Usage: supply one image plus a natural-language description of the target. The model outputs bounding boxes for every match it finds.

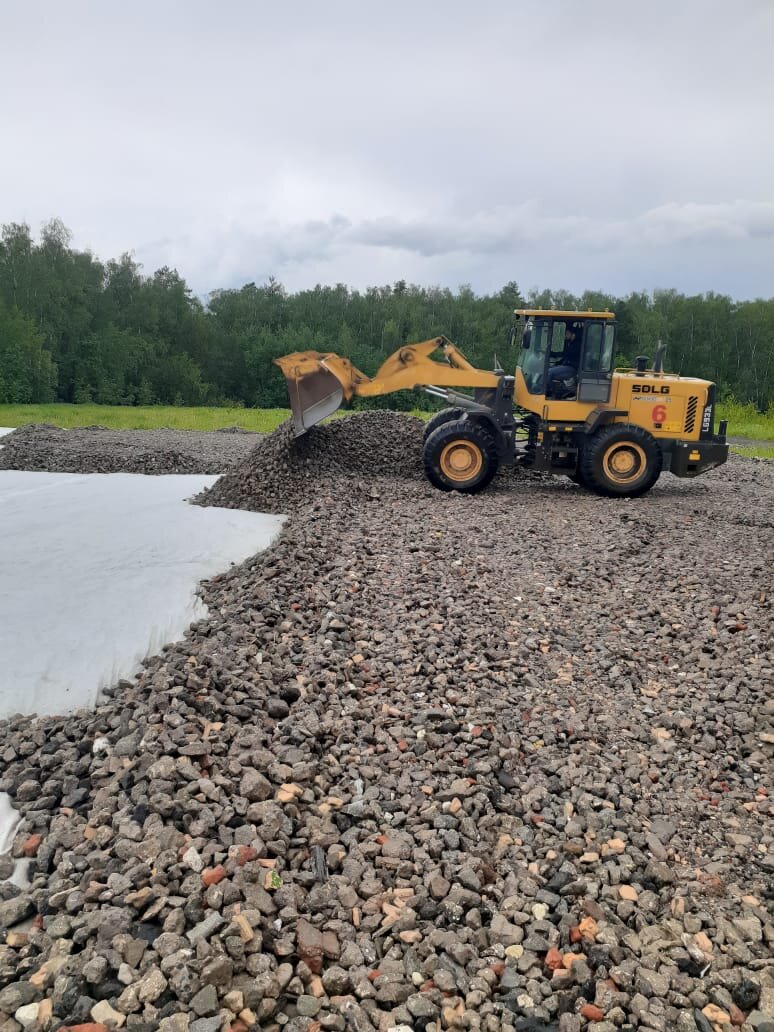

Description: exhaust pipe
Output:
[653,340,666,374]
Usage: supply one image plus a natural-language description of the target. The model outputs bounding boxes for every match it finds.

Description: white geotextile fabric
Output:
[0,470,285,718]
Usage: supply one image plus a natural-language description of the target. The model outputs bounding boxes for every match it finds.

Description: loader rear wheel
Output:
[422,407,463,442]
[423,419,499,493]
[580,423,662,497]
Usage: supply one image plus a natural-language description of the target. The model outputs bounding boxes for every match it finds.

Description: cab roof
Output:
[513,309,615,320]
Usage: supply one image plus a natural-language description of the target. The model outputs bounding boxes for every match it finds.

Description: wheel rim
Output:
[602,441,647,484]
[439,439,484,483]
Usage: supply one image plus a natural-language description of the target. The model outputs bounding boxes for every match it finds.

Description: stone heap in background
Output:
[0,425,259,476]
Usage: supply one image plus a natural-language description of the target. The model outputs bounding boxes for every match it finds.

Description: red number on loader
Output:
[652,404,667,423]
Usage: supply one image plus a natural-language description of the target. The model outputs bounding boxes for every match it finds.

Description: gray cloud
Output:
[349,202,774,256]
[138,201,774,297]
[1,0,772,298]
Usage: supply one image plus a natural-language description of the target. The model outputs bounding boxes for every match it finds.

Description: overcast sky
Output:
[2,0,773,299]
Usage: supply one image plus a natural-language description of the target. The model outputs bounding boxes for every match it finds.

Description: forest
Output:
[1,219,772,411]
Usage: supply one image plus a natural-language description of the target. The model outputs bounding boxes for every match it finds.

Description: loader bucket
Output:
[274,351,364,436]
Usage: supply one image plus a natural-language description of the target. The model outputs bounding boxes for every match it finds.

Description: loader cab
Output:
[516,310,617,404]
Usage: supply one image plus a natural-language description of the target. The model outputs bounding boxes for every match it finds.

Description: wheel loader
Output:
[274,310,729,497]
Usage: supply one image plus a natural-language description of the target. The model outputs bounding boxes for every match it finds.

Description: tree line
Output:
[1,219,772,410]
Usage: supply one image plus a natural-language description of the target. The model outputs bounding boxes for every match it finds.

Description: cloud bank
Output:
[1,0,771,298]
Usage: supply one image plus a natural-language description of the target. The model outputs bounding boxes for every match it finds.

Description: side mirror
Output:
[522,321,534,349]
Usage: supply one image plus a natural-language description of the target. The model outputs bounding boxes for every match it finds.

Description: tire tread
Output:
[580,423,662,498]
[423,419,499,494]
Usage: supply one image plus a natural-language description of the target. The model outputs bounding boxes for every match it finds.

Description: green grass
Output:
[730,444,774,459]
[717,401,774,441]
[0,403,437,432]
[0,404,292,432]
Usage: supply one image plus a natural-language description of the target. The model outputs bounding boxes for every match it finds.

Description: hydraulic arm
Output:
[275,337,500,436]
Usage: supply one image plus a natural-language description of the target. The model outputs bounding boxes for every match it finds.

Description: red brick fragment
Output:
[581,1004,605,1021]
[544,947,563,972]
[201,865,227,887]
[234,845,258,867]
[23,834,42,857]
[296,918,324,974]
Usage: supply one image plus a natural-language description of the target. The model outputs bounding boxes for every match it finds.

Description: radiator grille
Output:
[685,396,699,434]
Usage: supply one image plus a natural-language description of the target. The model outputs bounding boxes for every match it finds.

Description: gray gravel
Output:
[0,413,772,1032]
[0,424,260,475]
[197,411,427,513]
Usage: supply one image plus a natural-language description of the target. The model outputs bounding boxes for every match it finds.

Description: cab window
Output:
[518,320,551,394]
[582,323,614,372]
[603,325,615,368]
[551,321,567,355]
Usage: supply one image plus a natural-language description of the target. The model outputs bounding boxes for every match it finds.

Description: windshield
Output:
[518,320,551,394]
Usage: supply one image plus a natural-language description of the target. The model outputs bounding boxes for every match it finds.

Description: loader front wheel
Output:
[580,424,662,497]
[424,419,499,493]
[422,407,463,442]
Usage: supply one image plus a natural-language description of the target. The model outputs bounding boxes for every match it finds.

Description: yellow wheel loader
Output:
[275,310,729,498]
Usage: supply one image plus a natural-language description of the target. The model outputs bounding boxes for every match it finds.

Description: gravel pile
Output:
[0,425,260,475]
[0,437,773,1031]
[196,412,426,513]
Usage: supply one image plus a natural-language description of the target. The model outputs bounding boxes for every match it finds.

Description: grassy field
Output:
[730,443,774,459]
[0,404,293,432]
[0,403,437,432]
[1,401,772,457]
[715,399,774,441]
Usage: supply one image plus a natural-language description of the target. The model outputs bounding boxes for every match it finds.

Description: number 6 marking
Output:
[652,404,667,423]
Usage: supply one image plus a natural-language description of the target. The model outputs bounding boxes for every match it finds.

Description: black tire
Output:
[423,419,499,494]
[580,423,662,498]
[569,469,589,487]
[422,407,463,442]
